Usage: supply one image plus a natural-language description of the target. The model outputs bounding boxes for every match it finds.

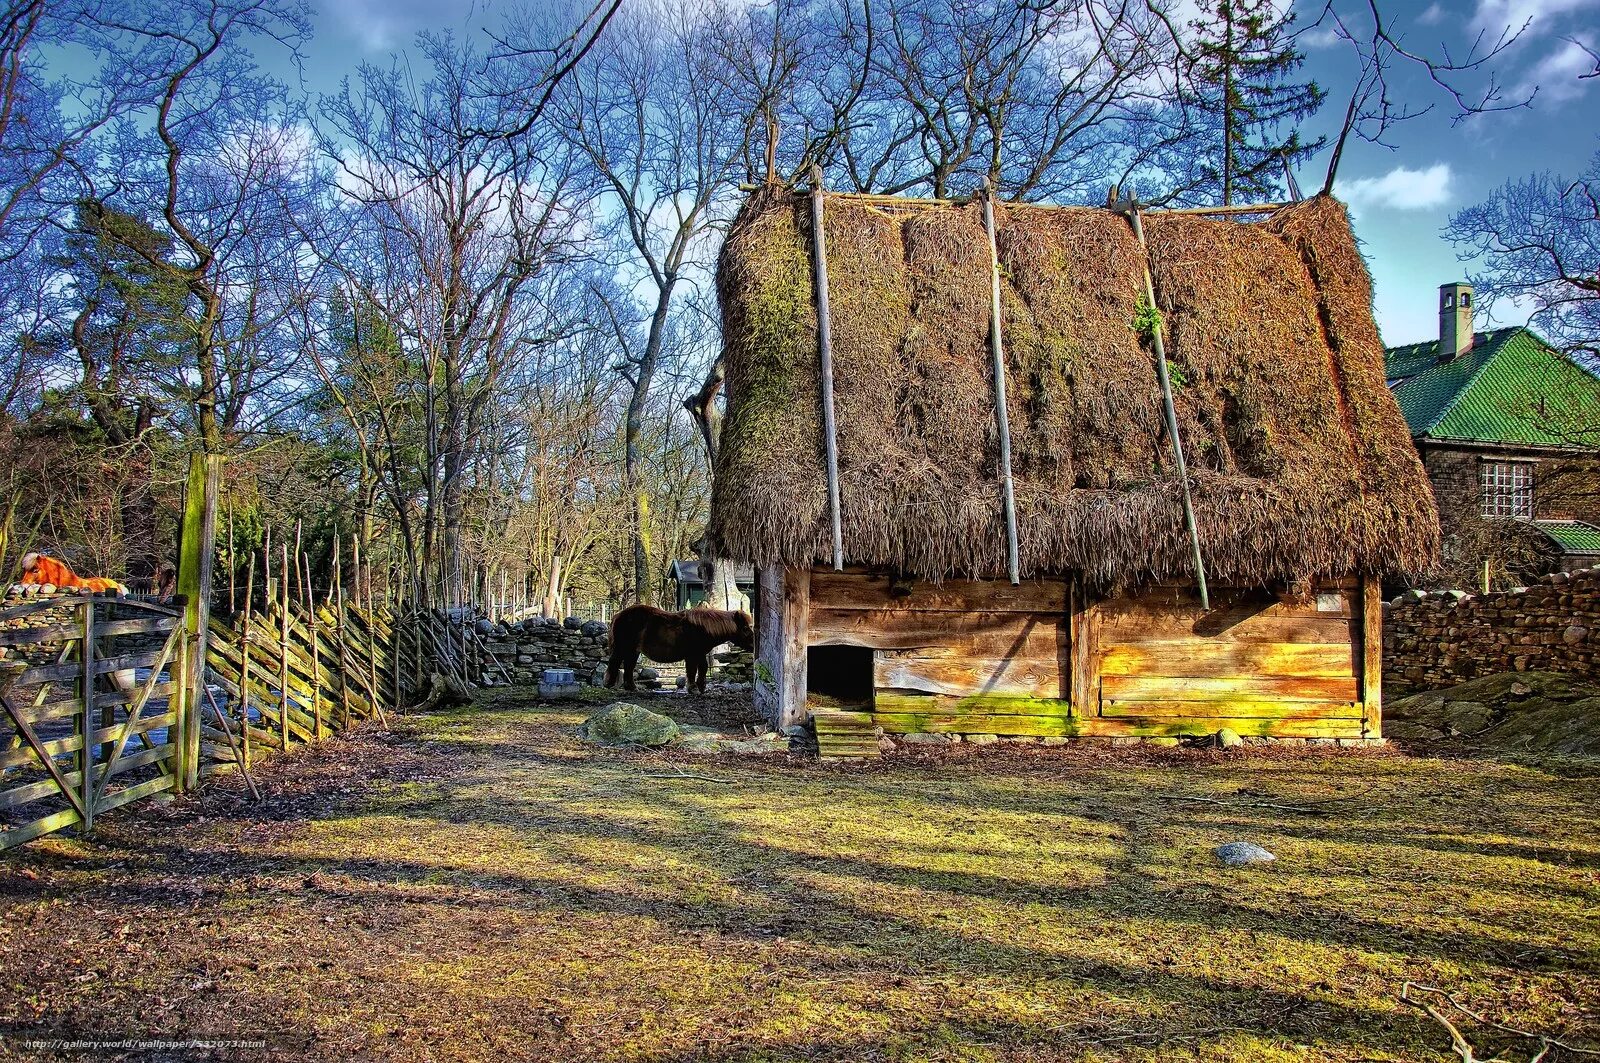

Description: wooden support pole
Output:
[755,566,810,730]
[979,177,1022,585]
[809,167,845,571]
[1115,194,1209,610]
[1362,576,1382,739]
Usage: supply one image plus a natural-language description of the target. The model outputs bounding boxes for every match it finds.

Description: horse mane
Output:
[687,606,744,639]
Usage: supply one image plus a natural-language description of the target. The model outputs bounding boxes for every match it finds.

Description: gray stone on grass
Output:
[1215,841,1275,867]
[578,703,680,747]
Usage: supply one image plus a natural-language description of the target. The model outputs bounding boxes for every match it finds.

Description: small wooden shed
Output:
[707,188,1440,747]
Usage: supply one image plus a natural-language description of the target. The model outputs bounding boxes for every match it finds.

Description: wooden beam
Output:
[755,566,809,730]
[175,450,221,791]
[1070,579,1099,718]
[1362,575,1383,739]
[1117,198,1209,609]
[979,178,1020,585]
[810,168,844,571]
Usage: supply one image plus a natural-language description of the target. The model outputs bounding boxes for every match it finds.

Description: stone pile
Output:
[711,648,754,683]
[1384,567,1600,693]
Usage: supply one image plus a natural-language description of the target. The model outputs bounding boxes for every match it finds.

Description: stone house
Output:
[1385,283,1600,586]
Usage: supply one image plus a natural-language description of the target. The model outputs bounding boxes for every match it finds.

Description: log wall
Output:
[795,569,1380,744]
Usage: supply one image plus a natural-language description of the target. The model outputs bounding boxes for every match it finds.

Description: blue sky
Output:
[284,0,1595,347]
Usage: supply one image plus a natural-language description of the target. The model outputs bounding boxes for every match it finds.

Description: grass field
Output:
[2,690,1597,1061]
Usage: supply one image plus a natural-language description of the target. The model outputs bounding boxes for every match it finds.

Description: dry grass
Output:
[2,692,1596,1061]
[708,193,1439,588]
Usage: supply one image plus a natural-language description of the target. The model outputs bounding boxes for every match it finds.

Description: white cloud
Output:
[1473,0,1600,33]
[1515,37,1599,103]
[1417,3,1446,25]
[329,0,456,52]
[1338,163,1456,211]
[1298,24,1342,49]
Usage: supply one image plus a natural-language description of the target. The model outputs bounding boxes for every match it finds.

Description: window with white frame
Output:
[1480,460,1533,518]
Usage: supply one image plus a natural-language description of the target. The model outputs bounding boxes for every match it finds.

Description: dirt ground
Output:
[1,689,1597,1062]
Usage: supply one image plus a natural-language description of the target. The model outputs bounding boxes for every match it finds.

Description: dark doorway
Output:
[807,644,874,705]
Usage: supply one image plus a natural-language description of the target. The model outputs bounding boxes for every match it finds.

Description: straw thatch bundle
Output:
[708,189,1438,587]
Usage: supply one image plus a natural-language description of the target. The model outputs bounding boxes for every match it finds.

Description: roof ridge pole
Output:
[979,177,1022,585]
[1115,190,1210,610]
[809,165,845,571]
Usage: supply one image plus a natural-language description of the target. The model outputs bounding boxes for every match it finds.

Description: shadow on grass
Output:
[4,701,1597,1061]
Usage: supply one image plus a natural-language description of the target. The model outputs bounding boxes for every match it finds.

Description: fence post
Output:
[79,597,95,833]
[174,451,221,793]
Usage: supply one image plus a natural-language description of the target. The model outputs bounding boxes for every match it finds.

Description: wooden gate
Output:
[0,595,189,849]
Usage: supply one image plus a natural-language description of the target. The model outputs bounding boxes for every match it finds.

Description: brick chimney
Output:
[1438,282,1474,360]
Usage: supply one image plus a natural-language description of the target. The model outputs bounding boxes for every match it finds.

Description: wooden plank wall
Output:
[1089,582,1368,739]
[801,570,1377,742]
[808,571,1072,737]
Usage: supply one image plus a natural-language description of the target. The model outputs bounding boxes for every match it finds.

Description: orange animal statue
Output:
[605,605,754,694]
[18,552,126,596]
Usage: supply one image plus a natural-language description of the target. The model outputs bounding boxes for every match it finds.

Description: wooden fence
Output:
[0,592,436,850]
[199,598,421,777]
[0,595,190,849]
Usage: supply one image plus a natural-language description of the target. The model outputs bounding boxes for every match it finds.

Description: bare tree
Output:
[315,32,590,606]
[1447,150,1600,360]
[548,0,752,603]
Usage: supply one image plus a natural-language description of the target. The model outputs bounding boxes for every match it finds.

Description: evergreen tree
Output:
[1184,0,1324,205]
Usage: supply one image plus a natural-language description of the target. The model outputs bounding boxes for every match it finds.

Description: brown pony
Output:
[605,605,754,694]
[18,553,125,595]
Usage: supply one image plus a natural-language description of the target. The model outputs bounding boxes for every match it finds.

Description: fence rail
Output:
[0,590,435,850]
[0,595,188,849]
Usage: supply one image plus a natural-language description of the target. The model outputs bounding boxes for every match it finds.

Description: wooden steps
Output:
[812,709,880,761]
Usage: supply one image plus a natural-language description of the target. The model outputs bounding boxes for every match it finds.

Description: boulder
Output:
[580,620,609,637]
[563,616,582,629]
[578,703,681,747]
[1215,841,1275,867]
[1215,727,1244,749]
[637,666,659,681]
[677,729,788,755]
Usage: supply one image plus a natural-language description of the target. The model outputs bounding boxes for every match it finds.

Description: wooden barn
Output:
[706,187,1440,752]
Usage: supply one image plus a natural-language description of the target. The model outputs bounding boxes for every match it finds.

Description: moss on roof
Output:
[710,191,1439,585]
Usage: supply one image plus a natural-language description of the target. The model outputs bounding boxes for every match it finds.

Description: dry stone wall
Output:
[476,616,614,685]
[1384,567,1600,693]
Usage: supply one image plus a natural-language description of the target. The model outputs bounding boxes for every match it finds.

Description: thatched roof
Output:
[707,189,1439,587]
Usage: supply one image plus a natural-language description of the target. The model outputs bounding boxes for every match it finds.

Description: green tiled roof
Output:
[1384,327,1600,447]
[1533,520,1600,555]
